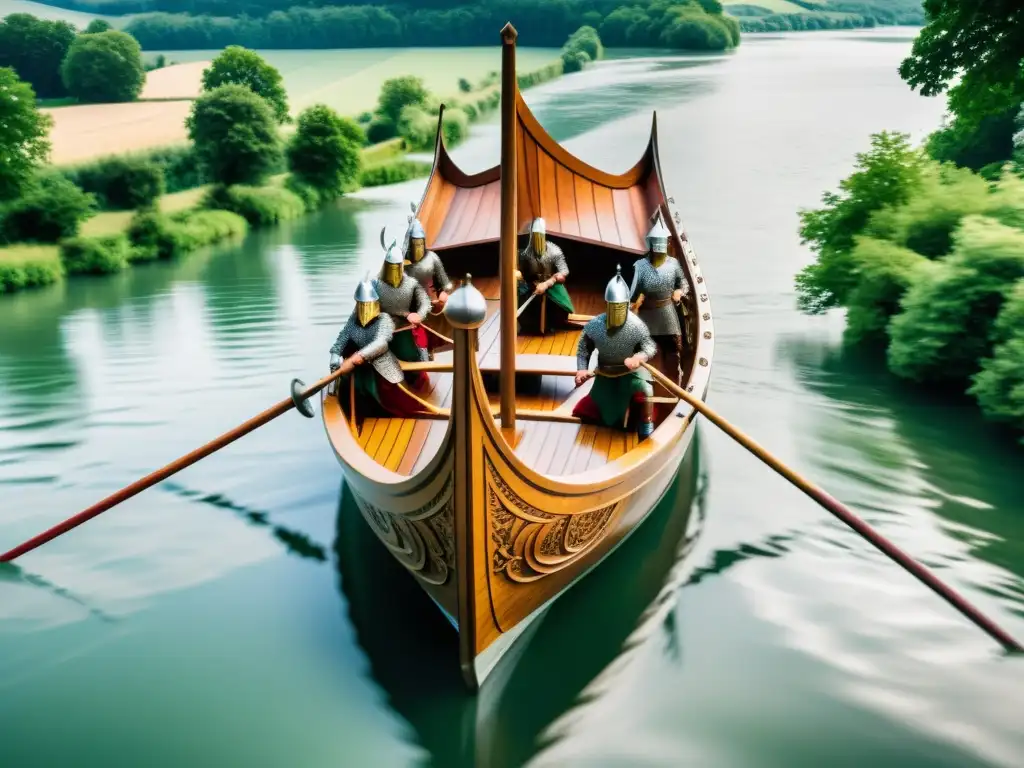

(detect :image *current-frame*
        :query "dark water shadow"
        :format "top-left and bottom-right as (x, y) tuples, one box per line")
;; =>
(334, 435), (708, 768)
(774, 334), (1024, 595)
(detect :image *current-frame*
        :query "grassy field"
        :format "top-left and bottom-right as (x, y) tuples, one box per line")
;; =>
(724, 0), (818, 12)
(44, 47), (559, 165)
(0, 0), (123, 26)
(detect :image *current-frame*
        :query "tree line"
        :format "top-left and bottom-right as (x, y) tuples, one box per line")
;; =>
(795, 1), (1024, 442)
(121, 0), (739, 52)
(0, 14), (145, 102)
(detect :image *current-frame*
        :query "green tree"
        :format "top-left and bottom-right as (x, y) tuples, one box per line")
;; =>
(61, 30), (145, 103)
(565, 25), (603, 61)
(795, 132), (925, 314)
(887, 216), (1024, 385)
(899, 0), (1024, 124)
(201, 46), (289, 123)
(187, 84), (282, 186)
(969, 281), (1024, 440)
(376, 76), (428, 125)
(561, 49), (590, 74)
(1, 171), (95, 243)
(85, 19), (112, 34)
(287, 105), (361, 195)
(0, 68), (52, 202)
(0, 14), (76, 98)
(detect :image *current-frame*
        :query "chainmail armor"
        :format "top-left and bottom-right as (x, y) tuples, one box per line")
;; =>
(629, 255), (689, 336)
(374, 275), (431, 320)
(576, 312), (657, 375)
(519, 240), (569, 284)
(329, 313), (404, 384)
(405, 250), (453, 294)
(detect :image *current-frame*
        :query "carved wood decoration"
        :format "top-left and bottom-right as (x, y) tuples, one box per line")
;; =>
(487, 457), (623, 583)
(351, 477), (455, 586)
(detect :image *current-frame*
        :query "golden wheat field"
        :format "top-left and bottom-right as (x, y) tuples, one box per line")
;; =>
(45, 47), (560, 165)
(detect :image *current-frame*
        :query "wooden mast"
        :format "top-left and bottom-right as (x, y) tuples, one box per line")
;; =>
(498, 22), (518, 430)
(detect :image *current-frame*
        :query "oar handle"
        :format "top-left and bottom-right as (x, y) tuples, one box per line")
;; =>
(0, 368), (346, 563)
(516, 293), (535, 319)
(395, 322), (454, 346)
(642, 362), (1023, 654)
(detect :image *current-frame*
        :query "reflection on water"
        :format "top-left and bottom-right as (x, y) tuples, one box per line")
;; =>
(337, 436), (706, 768)
(1, 27), (1022, 768)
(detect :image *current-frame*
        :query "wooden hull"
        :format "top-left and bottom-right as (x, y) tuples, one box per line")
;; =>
(322, 26), (716, 691)
(334, 429), (708, 767)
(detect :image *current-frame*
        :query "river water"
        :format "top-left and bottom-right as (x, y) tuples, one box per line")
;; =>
(1, 29), (1022, 767)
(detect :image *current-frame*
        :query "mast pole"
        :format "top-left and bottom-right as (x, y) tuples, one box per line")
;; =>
(499, 22), (518, 431)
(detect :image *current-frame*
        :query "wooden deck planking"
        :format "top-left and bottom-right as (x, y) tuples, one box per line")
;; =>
(397, 420), (432, 475)
(383, 419), (416, 471)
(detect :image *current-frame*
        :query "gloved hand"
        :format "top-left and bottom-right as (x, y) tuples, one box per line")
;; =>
(330, 353), (340, 372)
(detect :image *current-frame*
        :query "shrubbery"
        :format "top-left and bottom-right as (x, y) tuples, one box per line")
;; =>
(0, 172), (95, 244)
(797, 130), (1024, 440)
(60, 233), (132, 275)
(62, 156), (166, 210)
(0, 247), (63, 294)
(358, 159), (433, 188)
(203, 184), (306, 226)
(126, 207), (248, 259)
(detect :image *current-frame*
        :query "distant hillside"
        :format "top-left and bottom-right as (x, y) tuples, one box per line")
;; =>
(725, 0), (925, 31)
(0, 0), (123, 25)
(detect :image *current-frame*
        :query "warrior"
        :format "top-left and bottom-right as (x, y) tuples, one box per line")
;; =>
(329, 275), (424, 417)
(376, 229), (432, 383)
(403, 207), (453, 308)
(629, 215), (689, 385)
(572, 266), (657, 440)
(517, 217), (574, 333)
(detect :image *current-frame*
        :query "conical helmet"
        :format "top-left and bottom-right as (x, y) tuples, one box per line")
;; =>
(646, 215), (669, 256)
(407, 217), (427, 262)
(380, 227), (404, 287)
(530, 217), (546, 253)
(354, 271), (380, 326)
(605, 264), (629, 330)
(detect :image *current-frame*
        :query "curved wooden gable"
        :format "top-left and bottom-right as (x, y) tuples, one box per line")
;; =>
(417, 90), (666, 255)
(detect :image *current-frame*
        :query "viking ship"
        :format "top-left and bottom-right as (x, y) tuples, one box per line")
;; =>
(322, 23), (716, 690)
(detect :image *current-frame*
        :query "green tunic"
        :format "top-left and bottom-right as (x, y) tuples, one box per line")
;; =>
(517, 281), (575, 331)
(589, 371), (649, 427)
(389, 328), (422, 363)
(345, 365), (379, 403)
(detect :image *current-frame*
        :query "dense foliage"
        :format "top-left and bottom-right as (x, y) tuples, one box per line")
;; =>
(0, 14), (76, 99)
(900, 0), (1024, 126)
(287, 105), (362, 195)
(201, 46), (290, 123)
(64, 155), (165, 209)
(59, 233), (132, 274)
(796, 129), (1024, 441)
(0, 68), (52, 202)
(61, 30), (145, 103)
(127, 207), (248, 260)
(203, 183), (306, 226)
(737, 0), (924, 32)
(63, 145), (210, 196)
(0, 171), (95, 243)
(122, 0), (738, 52)
(186, 84), (282, 186)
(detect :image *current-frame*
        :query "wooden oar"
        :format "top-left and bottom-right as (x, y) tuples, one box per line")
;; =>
(516, 293), (536, 319)
(642, 362), (1023, 654)
(0, 370), (342, 563)
(396, 322), (454, 345)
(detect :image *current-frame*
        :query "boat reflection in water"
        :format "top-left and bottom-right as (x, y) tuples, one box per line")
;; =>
(334, 432), (708, 768)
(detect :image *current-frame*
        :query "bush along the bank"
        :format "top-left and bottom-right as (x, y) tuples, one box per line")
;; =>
(62, 156), (166, 210)
(0, 247), (64, 294)
(60, 233), (133, 275)
(359, 159), (433, 188)
(203, 184), (307, 226)
(796, 130), (1024, 442)
(1, 172), (96, 244)
(127, 208), (248, 260)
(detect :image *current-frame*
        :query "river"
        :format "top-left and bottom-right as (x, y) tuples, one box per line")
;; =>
(1, 28), (1022, 767)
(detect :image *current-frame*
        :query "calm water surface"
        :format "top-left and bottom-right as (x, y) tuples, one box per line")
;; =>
(2, 29), (1022, 767)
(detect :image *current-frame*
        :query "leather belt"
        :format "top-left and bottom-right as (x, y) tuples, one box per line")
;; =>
(647, 296), (675, 308)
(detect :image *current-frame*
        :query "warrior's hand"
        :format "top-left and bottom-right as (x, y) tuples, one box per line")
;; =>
(350, 353), (364, 366)
(624, 355), (642, 371)
(554, 273), (566, 284)
(407, 312), (422, 326)
(437, 291), (449, 305)
(514, 270), (522, 281)
(672, 289), (684, 303)
(329, 353), (341, 372)
(534, 280), (551, 296)
(574, 370), (593, 387)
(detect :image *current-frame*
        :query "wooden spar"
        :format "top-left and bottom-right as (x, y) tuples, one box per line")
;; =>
(498, 22), (518, 430)
(642, 362), (1024, 654)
